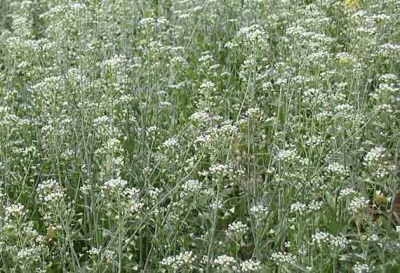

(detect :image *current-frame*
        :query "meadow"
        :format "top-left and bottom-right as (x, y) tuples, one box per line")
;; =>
(0, 0), (399, 272)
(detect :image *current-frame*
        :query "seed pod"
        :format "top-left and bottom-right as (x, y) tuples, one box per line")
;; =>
(46, 225), (57, 240)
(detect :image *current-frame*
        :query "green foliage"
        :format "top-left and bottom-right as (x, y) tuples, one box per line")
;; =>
(0, 0), (399, 272)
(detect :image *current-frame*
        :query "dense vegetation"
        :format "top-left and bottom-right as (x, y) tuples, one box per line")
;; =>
(0, 0), (399, 272)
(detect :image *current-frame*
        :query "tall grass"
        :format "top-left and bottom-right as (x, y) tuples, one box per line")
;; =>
(0, 0), (399, 272)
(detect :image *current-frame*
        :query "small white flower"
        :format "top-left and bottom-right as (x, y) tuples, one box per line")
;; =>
(339, 188), (357, 199)
(250, 204), (268, 219)
(352, 263), (371, 273)
(199, 81), (216, 91)
(330, 235), (349, 249)
(226, 221), (249, 236)
(326, 162), (348, 176)
(88, 247), (102, 256)
(17, 246), (42, 263)
(270, 252), (297, 265)
(240, 259), (261, 272)
(181, 179), (203, 194)
(5, 203), (25, 217)
(290, 202), (307, 215)
(311, 231), (332, 245)
(363, 146), (386, 166)
(160, 251), (196, 270)
(213, 255), (238, 270)
(224, 41), (239, 49)
(36, 179), (65, 203)
(307, 200), (324, 212)
(189, 111), (211, 123)
(368, 234), (379, 242)
(349, 196), (370, 213)
(162, 136), (179, 149)
(237, 24), (266, 43)
(199, 54), (213, 63)
(276, 148), (299, 162)
(304, 135), (323, 148)
(210, 199), (223, 210)
(102, 177), (128, 191)
(208, 163), (232, 176)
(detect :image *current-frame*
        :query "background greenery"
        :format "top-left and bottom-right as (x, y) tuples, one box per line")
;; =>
(0, 0), (399, 272)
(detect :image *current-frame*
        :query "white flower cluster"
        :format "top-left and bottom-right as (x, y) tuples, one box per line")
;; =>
(311, 231), (349, 249)
(307, 200), (324, 212)
(195, 134), (212, 145)
(304, 135), (323, 148)
(224, 41), (239, 49)
(379, 73), (398, 83)
(138, 17), (156, 28)
(237, 24), (266, 44)
(270, 252), (297, 265)
(363, 146), (386, 166)
(330, 235), (350, 249)
(170, 56), (187, 67)
(17, 245), (43, 264)
(378, 43), (400, 57)
(181, 179), (203, 197)
(36, 179), (65, 203)
(334, 104), (355, 118)
(146, 125), (159, 135)
(326, 162), (348, 176)
(199, 81), (216, 93)
(371, 86), (400, 102)
(302, 88), (327, 106)
(349, 196), (370, 213)
(122, 187), (143, 213)
(189, 111), (211, 123)
(245, 107), (263, 120)
(213, 255), (238, 271)
(336, 52), (356, 63)
(149, 187), (162, 199)
(93, 115), (111, 126)
(249, 204), (269, 219)
(103, 249), (114, 262)
(204, 163), (233, 177)
(352, 263), (371, 273)
(339, 188), (357, 199)
(160, 251), (196, 270)
(290, 202), (307, 215)
(105, 138), (122, 152)
(226, 221), (249, 236)
(88, 247), (102, 256)
(218, 122), (238, 136)
(377, 83), (399, 97)
(367, 234), (379, 242)
(210, 199), (224, 210)
(102, 177), (128, 191)
(159, 101), (172, 108)
(311, 231), (331, 245)
(240, 259), (262, 272)
(199, 53), (214, 63)
(100, 54), (128, 71)
(96, 138), (123, 155)
(40, 2), (87, 21)
(290, 200), (324, 215)
(276, 148), (300, 162)
(5, 203), (25, 218)
(162, 136), (179, 149)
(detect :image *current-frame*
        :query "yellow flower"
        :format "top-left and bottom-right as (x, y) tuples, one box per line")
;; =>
(46, 225), (57, 239)
(345, 0), (361, 10)
(374, 190), (389, 206)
